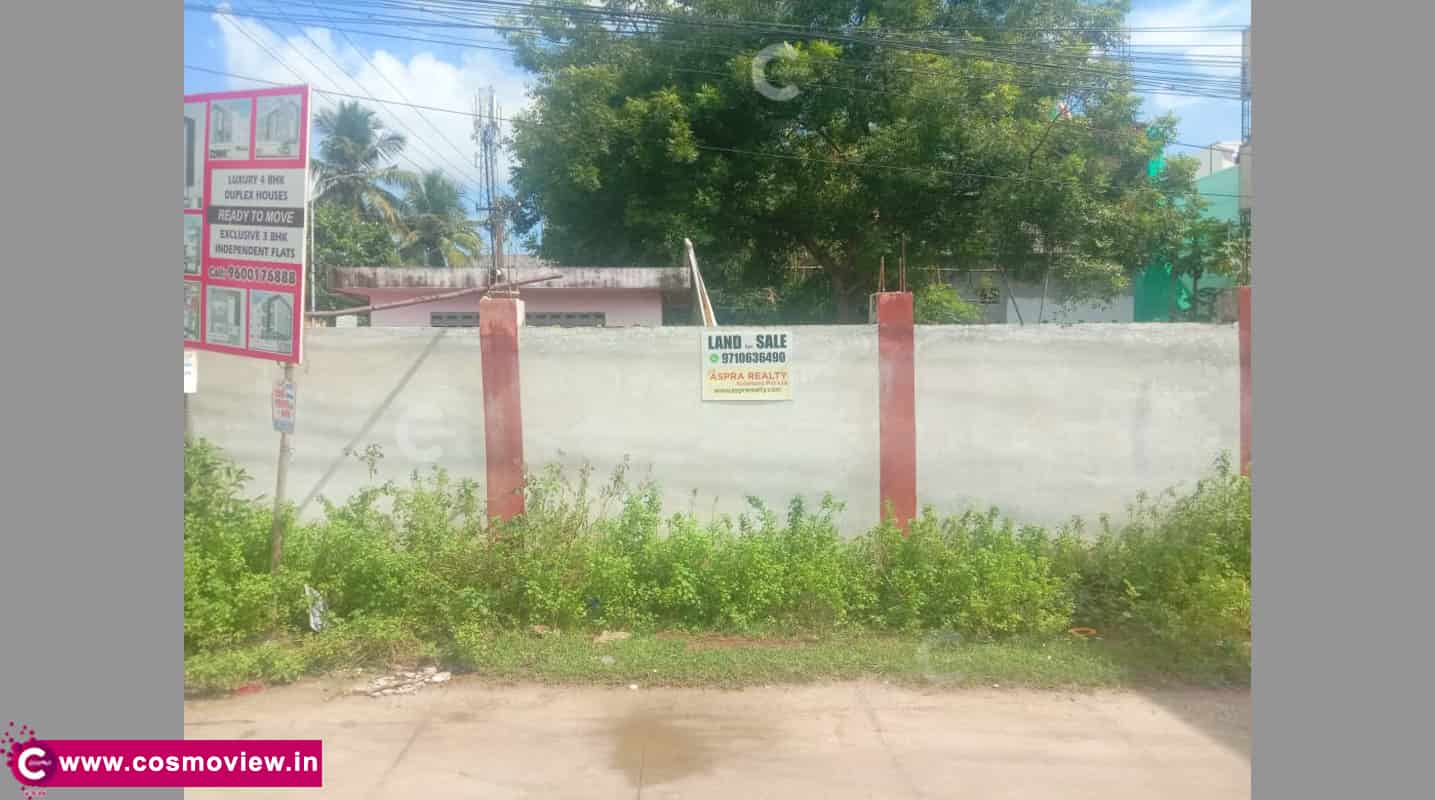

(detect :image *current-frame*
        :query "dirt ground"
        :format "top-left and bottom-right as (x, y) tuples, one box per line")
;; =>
(184, 677), (1250, 799)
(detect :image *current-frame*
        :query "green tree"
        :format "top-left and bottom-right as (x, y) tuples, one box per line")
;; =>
(1219, 217), (1252, 287)
(1112, 152), (1209, 320)
(504, 0), (1190, 321)
(914, 282), (985, 325)
(307, 203), (400, 312)
(313, 203), (401, 267)
(1172, 215), (1234, 321)
(399, 171), (484, 267)
(312, 101), (418, 225)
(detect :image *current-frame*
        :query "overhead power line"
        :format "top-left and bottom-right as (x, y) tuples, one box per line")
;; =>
(214, 6), (473, 186)
(293, 0), (488, 187)
(186, 64), (1236, 156)
(189, 2), (1244, 101)
(237, 0), (488, 192)
(369, 0), (1248, 92)
(692, 144), (1248, 198)
(185, 64), (1249, 201)
(201, 0), (1245, 99)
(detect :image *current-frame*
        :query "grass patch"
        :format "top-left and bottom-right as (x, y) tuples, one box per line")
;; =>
(446, 630), (1245, 689)
(187, 628), (1246, 695)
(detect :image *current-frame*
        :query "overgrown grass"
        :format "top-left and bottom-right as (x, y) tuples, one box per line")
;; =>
(183, 440), (1251, 694)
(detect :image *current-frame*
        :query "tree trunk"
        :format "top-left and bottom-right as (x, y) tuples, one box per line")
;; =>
(1190, 271), (1202, 321)
(801, 234), (869, 323)
(1168, 265), (1178, 322)
(831, 273), (858, 323)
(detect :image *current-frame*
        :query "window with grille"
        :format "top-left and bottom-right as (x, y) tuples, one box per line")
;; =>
(430, 312), (479, 327)
(527, 312), (606, 328)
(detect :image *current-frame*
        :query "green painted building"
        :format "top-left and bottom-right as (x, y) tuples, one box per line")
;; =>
(1132, 165), (1241, 321)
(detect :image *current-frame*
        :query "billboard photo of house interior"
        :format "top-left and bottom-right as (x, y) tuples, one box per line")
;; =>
(183, 283), (201, 344)
(183, 102), (204, 209)
(249, 290), (294, 355)
(255, 94), (301, 158)
(183, 215), (202, 275)
(208, 97), (251, 161)
(205, 286), (245, 347)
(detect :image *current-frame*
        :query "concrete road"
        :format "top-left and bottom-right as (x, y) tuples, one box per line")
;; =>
(184, 679), (1250, 799)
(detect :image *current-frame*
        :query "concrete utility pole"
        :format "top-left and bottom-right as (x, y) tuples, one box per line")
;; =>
(270, 363), (294, 573)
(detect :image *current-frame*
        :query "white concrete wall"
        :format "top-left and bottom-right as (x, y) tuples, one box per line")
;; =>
(914, 324), (1237, 527)
(189, 324), (1237, 532)
(519, 326), (880, 531)
(190, 329), (490, 518)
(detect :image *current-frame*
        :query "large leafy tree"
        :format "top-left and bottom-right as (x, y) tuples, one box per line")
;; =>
(312, 100), (418, 225)
(399, 170), (484, 267)
(307, 203), (401, 311)
(1173, 213), (1245, 321)
(505, 0), (1194, 320)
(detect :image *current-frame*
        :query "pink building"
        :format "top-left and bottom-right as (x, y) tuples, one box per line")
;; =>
(329, 256), (695, 328)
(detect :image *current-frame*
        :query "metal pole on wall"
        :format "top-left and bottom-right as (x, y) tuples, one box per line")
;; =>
(309, 199), (317, 320)
(270, 363), (295, 573)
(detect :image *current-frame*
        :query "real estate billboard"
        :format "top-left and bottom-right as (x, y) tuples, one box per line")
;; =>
(183, 85), (311, 363)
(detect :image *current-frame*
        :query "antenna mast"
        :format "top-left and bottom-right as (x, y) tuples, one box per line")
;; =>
(472, 88), (507, 286)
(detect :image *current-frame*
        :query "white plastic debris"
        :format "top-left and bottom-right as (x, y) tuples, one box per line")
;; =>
(303, 585), (328, 632)
(595, 631), (632, 644)
(600, 656), (616, 666)
(362, 666), (452, 697)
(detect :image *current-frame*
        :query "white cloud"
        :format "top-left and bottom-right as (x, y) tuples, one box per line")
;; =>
(1125, 0), (1248, 112)
(214, 10), (532, 200)
(1146, 91), (1204, 111)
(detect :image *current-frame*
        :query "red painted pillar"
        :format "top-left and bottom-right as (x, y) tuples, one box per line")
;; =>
(479, 296), (526, 520)
(1238, 286), (1252, 476)
(874, 292), (917, 530)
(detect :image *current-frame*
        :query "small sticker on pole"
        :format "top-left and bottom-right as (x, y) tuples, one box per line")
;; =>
(272, 380), (296, 433)
(184, 350), (198, 394)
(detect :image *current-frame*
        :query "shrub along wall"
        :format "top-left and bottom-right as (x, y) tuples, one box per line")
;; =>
(184, 439), (1250, 687)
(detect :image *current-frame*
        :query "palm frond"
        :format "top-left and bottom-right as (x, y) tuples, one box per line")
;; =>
(373, 131), (408, 162)
(379, 166), (422, 195)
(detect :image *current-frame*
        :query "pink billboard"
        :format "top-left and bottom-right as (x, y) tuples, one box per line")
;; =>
(183, 85), (311, 364)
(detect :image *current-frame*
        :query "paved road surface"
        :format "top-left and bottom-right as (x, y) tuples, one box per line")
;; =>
(185, 678), (1249, 799)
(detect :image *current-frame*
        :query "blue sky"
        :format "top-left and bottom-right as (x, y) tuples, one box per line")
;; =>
(184, 0), (1250, 203)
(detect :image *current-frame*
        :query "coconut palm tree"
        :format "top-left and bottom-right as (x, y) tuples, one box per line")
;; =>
(311, 101), (417, 225)
(399, 170), (483, 267)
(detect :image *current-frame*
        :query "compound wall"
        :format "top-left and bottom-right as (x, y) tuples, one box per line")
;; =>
(189, 323), (1237, 532)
